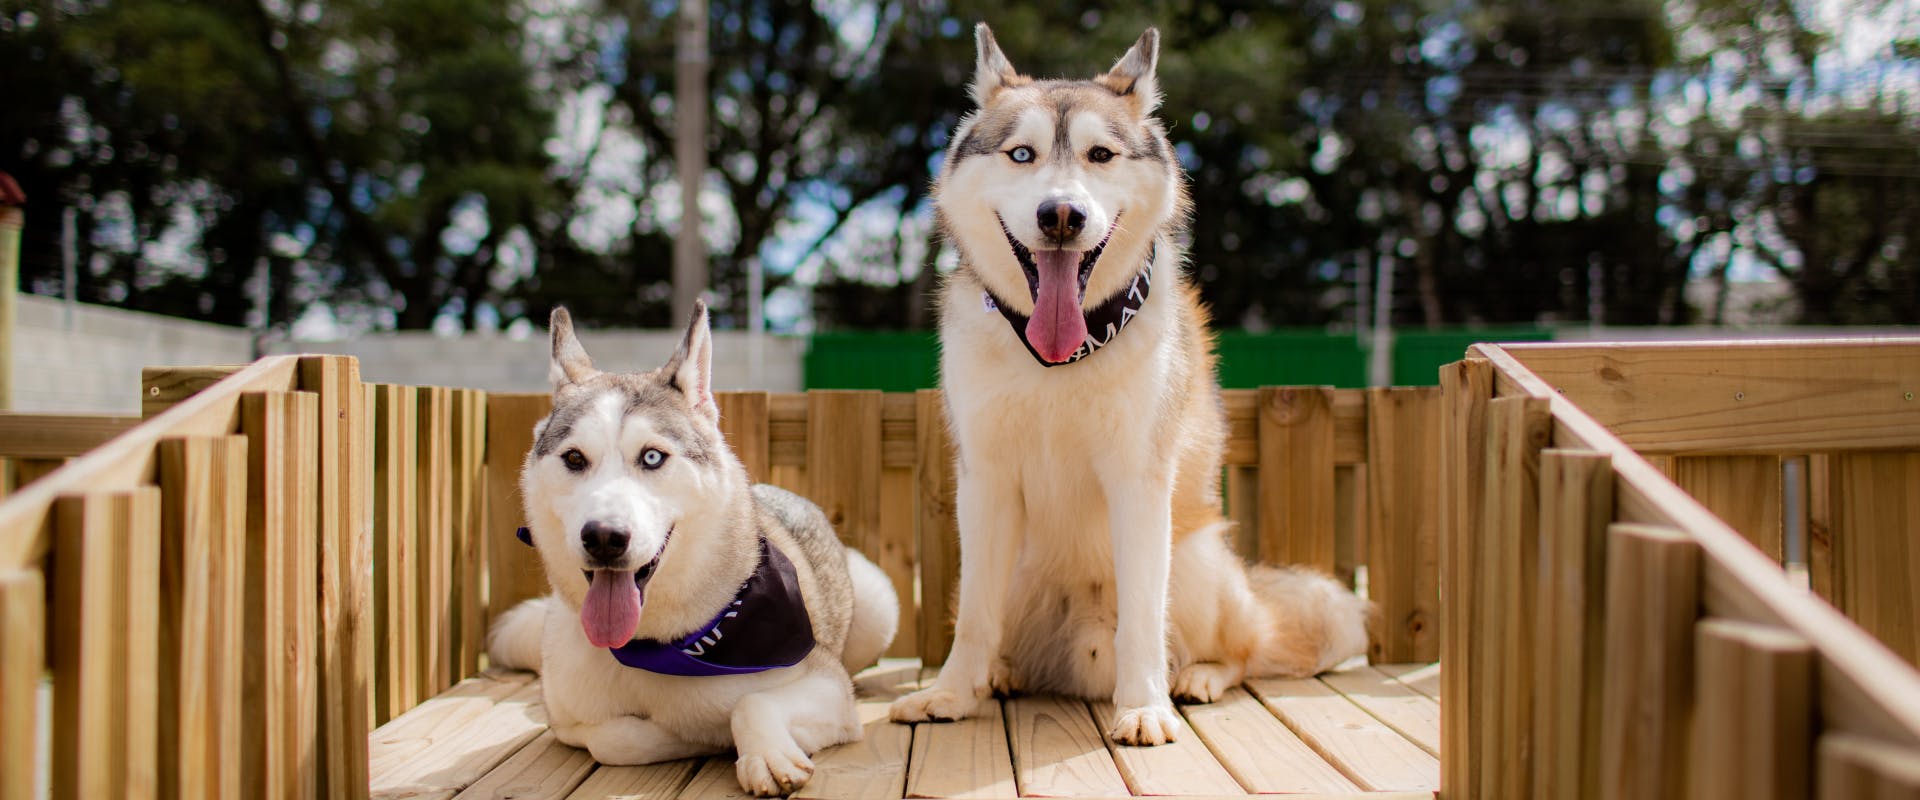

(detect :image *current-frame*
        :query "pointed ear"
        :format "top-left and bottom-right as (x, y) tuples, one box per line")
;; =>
(664, 300), (717, 424)
(971, 23), (1022, 106)
(548, 306), (598, 391)
(1097, 28), (1161, 113)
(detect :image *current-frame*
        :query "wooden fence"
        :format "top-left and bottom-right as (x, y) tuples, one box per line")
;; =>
(0, 355), (1442, 799)
(1444, 339), (1920, 800)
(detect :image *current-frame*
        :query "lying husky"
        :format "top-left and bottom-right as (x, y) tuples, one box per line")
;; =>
(889, 25), (1370, 746)
(489, 304), (899, 795)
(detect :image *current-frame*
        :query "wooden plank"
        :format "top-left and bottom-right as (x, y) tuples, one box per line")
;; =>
(1597, 523), (1700, 800)
(1817, 733), (1920, 799)
(369, 671), (533, 755)
(1317, 666), (1441, 757)
(450, 388), (487, 679)
(914, 389), (957, 667)
(374, 385), (421, 724)
(454, 731), (597, 800)
(905, 697), (1015, 799)
(766, 392), (808, 468)
(0, 413), (138, 458)
(1377, 662), (1441, 700)
(1222, 388), (1368, 467)
(243, 391), (320, 800)
(715, 391), (770, 482)
(299, 356), (373, 800)
(1807, 454), (1834, 602)
(880, 392), (919, 469)
(566, 760), (701, 800)
(1689, 619), (1814, 800)
(1257, 386), (1336, 571)
(1674, 455), (1784, 563)
(51, 489), (162, 800)
(1532, 449), (1612, 800)
(1476, 395), (1551, 800)
(792, 675), (913, 799)
(806, 392), (905, 655)
(417, 386), (455, 696)
(1088, 700), (1244, 796)
(0, 568), (43, 800)
(877, 466), (917, 660)
(1830, 452), (1920, 665)
(141, 365), (246, 418)
(1365, 387), (1442, 663)
(1004, 695), (1130, 797)
(676, 757), (759, 800)
(1223, 466), (1259, 560)
(158, 436), (248, 800)
(1181, 686), (1358, 794)
(1437, 358), (1490, 800)
(368, 680), (547, 799)
(483, 394), (553, 638)
(1500, 339), (1920, 452)
(1248, 677), (1439, 792)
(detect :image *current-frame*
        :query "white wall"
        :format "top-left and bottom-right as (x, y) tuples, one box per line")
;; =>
(9, 295), (256, 413)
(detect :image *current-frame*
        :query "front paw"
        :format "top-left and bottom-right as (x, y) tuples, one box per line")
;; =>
(1172, 662), (1241, 704)
(888, 686), (980, 723)
(736, 745), (814, 797)
(1108, 703), (1183, 746)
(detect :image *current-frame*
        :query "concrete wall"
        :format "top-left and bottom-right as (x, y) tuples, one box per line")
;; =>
(10, 295), (256, 413)
(267, 330), (806, 394)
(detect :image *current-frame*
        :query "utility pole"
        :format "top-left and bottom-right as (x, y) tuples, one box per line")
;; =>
(671, 0), (709, 325)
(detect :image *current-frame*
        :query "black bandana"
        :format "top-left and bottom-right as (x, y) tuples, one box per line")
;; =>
(982, 246), (1155, 368)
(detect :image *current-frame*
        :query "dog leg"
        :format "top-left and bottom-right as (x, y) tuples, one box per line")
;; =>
(1172, 661), (1242, 704)
(889, 469), (1022, 722)
(732, 671), (861, 796)
(1103, 473), (1183, 746)
(552, 716), (711, 766)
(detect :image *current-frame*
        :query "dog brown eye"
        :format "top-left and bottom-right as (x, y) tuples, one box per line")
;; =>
(1008, 146), (1035, 164)
(561, 449), (589, 472)
(1088, 147), (1115, 163)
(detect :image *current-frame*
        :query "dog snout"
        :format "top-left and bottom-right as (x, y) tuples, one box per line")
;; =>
(1037, 199), (1087, 243)
(580, 520), (630, 565)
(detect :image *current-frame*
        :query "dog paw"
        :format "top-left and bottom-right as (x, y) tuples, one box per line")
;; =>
(889, 686), (979, 723)
(1108, 703), (1183, 746)
(988, 659), (1020, 697)
(736, 745), (814, 797)
(1172, 662), (1241, 704)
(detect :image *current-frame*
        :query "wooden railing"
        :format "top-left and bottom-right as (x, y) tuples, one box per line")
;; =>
(1443, 339), (1920, 800)
(0, 355), (1444, 799)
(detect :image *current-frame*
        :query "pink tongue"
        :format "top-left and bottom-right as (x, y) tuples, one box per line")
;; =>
(581, 570), (641, 648)
(1025, 250), (1088, 363)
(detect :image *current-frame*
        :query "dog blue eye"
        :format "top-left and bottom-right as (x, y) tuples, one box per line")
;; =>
(640, 448), (668, 470)
(561, 449), (589, 472)
(1008, 146), (1035, 164)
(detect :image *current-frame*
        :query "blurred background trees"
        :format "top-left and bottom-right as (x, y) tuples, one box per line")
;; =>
(3, 0), (1916, 333)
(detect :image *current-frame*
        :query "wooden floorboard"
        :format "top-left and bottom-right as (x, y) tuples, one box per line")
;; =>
(372, 663), (1441, 799)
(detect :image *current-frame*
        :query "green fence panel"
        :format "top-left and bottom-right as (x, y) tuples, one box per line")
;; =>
(1214, 330), (1371, 389)
(803, 331), (941, 391)
(1390, 327), (1555, 385)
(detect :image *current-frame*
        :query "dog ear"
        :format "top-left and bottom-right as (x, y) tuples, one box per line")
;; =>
(1098, 27), (1161, 113)
(548, 306), (598, 390)
(971, 23), (1022, 106)
(664, 299), (718, 424)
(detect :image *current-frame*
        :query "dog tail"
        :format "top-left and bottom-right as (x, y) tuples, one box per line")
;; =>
(841, 550), (899, 673)
(1245, 564), (1373, 677)
(487, 596), (551, 672)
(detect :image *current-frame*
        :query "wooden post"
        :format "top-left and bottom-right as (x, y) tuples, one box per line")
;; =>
(158, 436), (249, 800)
(1829, 452), (1920, 665)
(0, 567), (43, 800)
(1258, 386), (1336, 571)
(242, 391), (319, 800)
(1477, 395), (1551, 800)
(296, 356), (371, 800)
(482, 394), (552, 637)
(1439, 358), (1492, 800)
(415, 387), (454, 696)
(371, 385), (420, 724)
(1532, 449), (1613, 800)
(449, 389), (486, 680)
(1598, 523), (1700, 800)
(1365, 386), (1442, 663)
(1689, 619), (1813, 800)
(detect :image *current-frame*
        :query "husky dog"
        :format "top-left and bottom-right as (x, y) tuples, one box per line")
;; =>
(488, 304), (900, 795)
(888, 25), (1370, 746)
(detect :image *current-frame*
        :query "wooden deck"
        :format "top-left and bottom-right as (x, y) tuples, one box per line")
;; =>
(368, 660), (1441, 799)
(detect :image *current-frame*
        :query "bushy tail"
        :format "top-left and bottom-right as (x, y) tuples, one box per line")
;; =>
(487, 596), (552, 672)
(1246, 565), (1373, 676)
(841, 550), (899, 673)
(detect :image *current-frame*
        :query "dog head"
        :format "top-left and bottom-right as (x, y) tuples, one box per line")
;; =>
(937, 24), (1187, 363)
(522, 302), (740, 647)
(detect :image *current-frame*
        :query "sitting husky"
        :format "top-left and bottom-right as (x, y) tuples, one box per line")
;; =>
(488, 303), (899, 796)
(888, 25), (1370, 746)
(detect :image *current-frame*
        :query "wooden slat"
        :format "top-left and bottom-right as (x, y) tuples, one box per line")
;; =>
(807, 392), (907, 655)
(1532, 449), (1612, 800)
(299, 356), (373, 800)
(1182, 686), (1358, 794)
(454, 731), (597, 800)
(1438, 358), (1491, 800)
(793, 673), (914, 799)
(767, 393), (808, 467)
(1365, 387), (1442, 662)
(374, 385), (421, 724)
(417, 387), (455, 696)
(1005, 695), (1130, 797)
(1223, 388), (1367, 467)
(1317, 666), (1441, 757)
(158, 436), (248, 800)
(877, 466), (917, 660)
(141, 366), (246, 418)
(905, 697), (1015, 799)
(482, 394), (553, 631)
(0, 567), (43, 800)
(1248, 677), (1439, 792)
(1674, 455), (1784, 563)
(368, 680), (547, 799)
(1258, 386), (1336, 571)
(1807, 454), (1835, 602)
(243, 391), (320, 800)
(1597, 523), (1700, 800)
(369, 671), (532, 756)
(1817, 733), (1920, 798)
(1377, 662), (1441, 700)
(1476, 395), (1550, 800)
(0, 413), (138, 458)
(1335, 465), (1364, 586)
(1830, 452), (1920, 665)
(676, 757), (759, 800)
(716, 391), (771, 482)
(914, 389), (958, 667)
(1089, 700), (1244, 796)
(880, 392), (919, 469)
(566, 760), (701, 800)
(51, 488), (162, 800)
(450, 388), (487, 679)
(1689, 619), (1814, 800)
(1501, 339), (1920, 452)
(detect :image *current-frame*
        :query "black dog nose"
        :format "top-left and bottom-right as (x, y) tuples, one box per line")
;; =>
(580, 521), (630, 564)
(1037, 200), (1086, 242)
